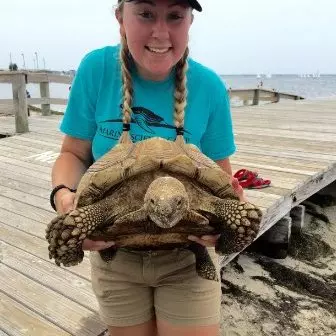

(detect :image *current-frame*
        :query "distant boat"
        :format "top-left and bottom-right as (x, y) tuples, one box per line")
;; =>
(312, 71), (320, 78)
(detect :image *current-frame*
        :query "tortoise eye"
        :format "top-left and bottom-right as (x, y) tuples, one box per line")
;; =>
(177, 199), (182, 206)
(150, 199), (155, 204)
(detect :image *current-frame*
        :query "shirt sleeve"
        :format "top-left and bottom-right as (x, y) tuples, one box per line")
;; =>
(200, 76), (236, 161)
(60, 50), (102, 140)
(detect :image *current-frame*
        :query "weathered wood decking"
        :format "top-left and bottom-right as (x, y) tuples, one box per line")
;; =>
(0, 98), (336, 335)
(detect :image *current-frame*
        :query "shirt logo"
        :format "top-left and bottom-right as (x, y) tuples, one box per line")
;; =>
(98, 105), (191, 141)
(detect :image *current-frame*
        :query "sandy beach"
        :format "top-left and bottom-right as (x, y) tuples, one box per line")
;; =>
(219, 185), (336, 336)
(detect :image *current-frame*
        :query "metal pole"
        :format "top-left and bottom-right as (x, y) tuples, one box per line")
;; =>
(35, 52), (39, 69)
(43, 57), (46, 69)
(21, 53), (26, 69)
(33, 58), (36, 70)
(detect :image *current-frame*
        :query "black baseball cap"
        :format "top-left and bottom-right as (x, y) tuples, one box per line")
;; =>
(118, 0), (202, 12)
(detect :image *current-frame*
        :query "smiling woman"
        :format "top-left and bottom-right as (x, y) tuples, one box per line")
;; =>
(116, 0), (197, 82)
(51, 0), (242, 335)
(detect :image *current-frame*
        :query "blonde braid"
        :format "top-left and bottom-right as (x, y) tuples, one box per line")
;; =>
(174, 48), (189, 144)
(119, 34), (133, 143)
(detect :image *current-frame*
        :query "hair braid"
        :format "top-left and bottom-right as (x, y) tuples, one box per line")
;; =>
(119, 34), (133, 143)
(174, 47), (189, 133)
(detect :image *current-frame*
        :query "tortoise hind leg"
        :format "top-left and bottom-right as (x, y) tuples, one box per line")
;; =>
(187, 243), (219, 282)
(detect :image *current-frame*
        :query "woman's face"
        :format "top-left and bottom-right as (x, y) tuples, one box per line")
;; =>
(117, 0), (193, 81)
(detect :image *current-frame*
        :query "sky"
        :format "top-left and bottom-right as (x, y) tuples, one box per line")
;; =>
(1, 0), (335, 74)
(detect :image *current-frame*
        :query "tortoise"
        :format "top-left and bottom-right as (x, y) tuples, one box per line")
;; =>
(46, 135), (262, 281)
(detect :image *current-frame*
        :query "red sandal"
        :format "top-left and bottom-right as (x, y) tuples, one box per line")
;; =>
(234, 169), (271, 189)
(239, 174), (271, 189)
(234, 168), (258, 181)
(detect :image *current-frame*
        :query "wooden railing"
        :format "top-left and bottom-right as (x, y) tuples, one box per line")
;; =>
(0, 71), (72, 133)
(0, 71), (304, 134)
(228, 88), (304, 106)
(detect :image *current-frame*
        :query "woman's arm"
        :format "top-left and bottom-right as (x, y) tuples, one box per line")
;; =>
(216, 157), (246, 202)
(52, 135), (93, 214)
(51, 135), (115, 251)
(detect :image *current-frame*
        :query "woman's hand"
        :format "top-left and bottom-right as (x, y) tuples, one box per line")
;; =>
(55, 188), (115, 251)
(188, 234), (220, 247)
(82, 239), (115, 251)
(55, 188), (77, 214)
(231, 176), (247, 202)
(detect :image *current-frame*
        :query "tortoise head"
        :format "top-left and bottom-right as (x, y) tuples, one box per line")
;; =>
(144, 177), (189, 229)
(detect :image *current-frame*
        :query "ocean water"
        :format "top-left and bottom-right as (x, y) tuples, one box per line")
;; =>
(222, 74), (336, 100)
(1, 74), (336, 112)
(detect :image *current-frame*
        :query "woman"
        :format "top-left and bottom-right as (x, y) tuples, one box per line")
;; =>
(51, 0), (244, 335)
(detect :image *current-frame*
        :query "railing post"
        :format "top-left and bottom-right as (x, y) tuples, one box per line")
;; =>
(12, 73), (29, 133)
(274, 92), (280, 103)
(252, 89), (260, 105)
(40, 81), (51, 116)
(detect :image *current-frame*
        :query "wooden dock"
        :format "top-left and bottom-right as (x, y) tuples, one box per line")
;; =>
(0, 98), (336, 335)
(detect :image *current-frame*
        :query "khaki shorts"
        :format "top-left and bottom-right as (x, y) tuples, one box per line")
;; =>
(90, 247), (221, 327)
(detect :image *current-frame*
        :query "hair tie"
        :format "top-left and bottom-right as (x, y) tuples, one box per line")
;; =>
(123, 123), (130, 131)
(176, 127), (184, 136)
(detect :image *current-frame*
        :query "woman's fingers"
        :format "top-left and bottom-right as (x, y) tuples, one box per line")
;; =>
(82, 239), (115, 251)
(188, 234), (220, 247)
(55, 189), (76, 214)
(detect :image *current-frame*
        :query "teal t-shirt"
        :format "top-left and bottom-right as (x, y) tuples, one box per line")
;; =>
(60, 45), (236, 161)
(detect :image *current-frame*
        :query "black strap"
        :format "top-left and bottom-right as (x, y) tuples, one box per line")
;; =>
(123, 123), (130, 131)
(50, 184), (77, 211)
(176, 127), (184, 136)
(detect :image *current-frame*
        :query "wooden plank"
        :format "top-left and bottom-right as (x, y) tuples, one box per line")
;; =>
(235, 126), (336, 142)
(0, 291), (70, 336)
(231, 159), (319, 176)
(291, 163), (336, 206)
(0, 241), (98, 312)
(0, 99), (15, 105)
(0, 206), (52, 239)
(27, 97), (68, 105)
(3, 134), (61, 149)
(0, 175), (50, 198)
(2, 139), (61, 155)
(0, 221), (91, 280)
(0, 167), (51, 189)
(0, 74), (16, 83)
(233, 119), (336, 133)
(236, 144), (336, 162)
(232, 151), (331, 170)
(0, 264), (105, 336)
(0, 155), (52, 174)
(0, 138), (60, 155)
(236, 135), (336, 154)
(0, 185), (52, 212)
(27, 73), (72, 85)
(0, 161), (51, 181)
(0, 195), (54, 224)
(0, 145), (56, 165)
(18, 131), (63, 143)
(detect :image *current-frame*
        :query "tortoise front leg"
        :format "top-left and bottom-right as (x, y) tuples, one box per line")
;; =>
(46, 199), (111, 267)
(199, 198), (263, 255)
